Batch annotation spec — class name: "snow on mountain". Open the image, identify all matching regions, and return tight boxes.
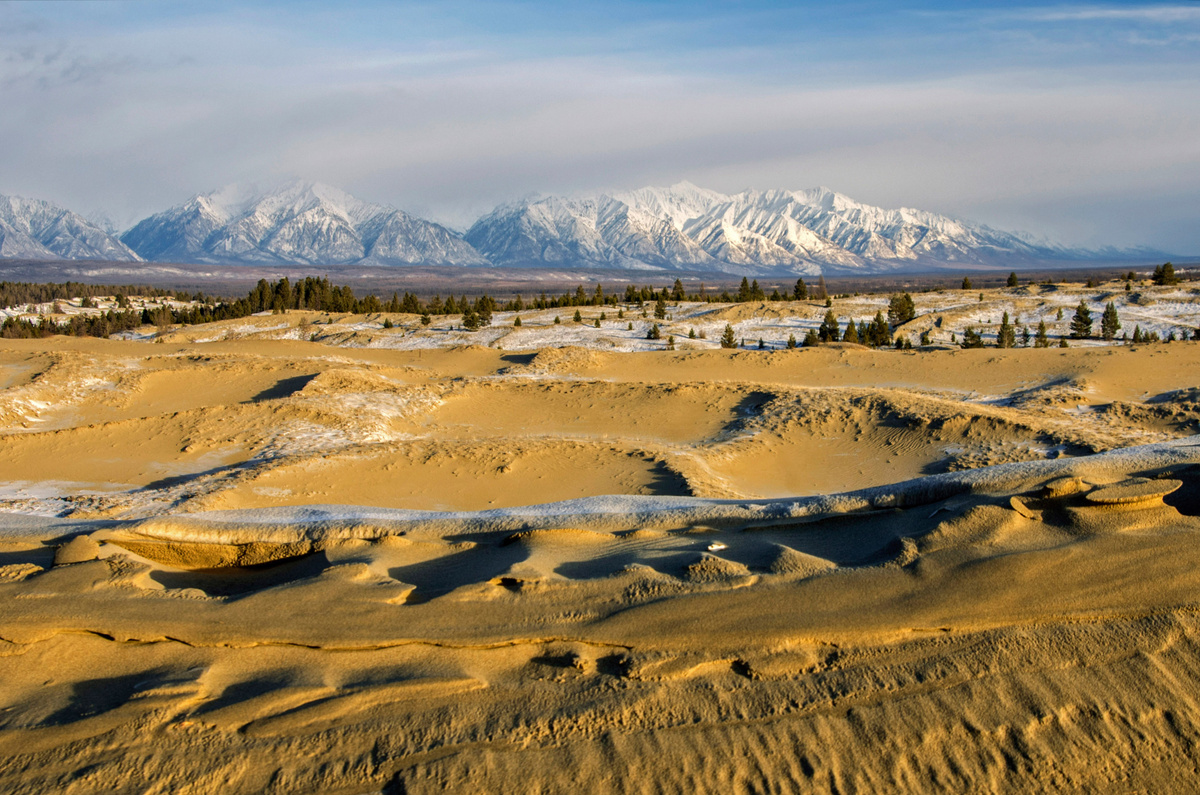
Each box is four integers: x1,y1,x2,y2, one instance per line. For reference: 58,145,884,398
467,182,1083,274
0,195,141,261
121,181,487,267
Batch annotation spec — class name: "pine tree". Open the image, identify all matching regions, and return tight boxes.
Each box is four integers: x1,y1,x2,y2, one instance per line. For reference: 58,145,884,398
824,296,833,308
867,311,891,347
382,318,393,329
842,318,860,343
1100,301,1121,341
654,294,667,319
803,329,819,347
688,327,696,339
573,309,583,322
667,335,676,350
1132,325,1142,343
887,293,916,327
736,277,752,302
1070,301,1093,339
997,311,1016,348
816,274,828,300
961,327,985,348
793,278,808,301
962,277,972,290
672,279,685,301
646,323,661,340
1021,326,1031,347
750,279,765,301
787,333,797,349
514,316,522,327
818,310,839,343
420,313,431,326
1056,307,1064,321
720,323,737,349
594,318,601,328
554,315,561,324
757,338,765,349
1152,262,1179,285
1007,272,1019,287
1059,338,1069,348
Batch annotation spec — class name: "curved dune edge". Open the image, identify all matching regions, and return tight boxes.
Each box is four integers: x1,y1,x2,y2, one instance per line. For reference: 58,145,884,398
112,435,1200,545
3,437,1200,792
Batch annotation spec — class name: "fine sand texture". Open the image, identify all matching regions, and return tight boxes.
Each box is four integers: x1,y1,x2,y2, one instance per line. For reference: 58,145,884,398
3,334,1200,792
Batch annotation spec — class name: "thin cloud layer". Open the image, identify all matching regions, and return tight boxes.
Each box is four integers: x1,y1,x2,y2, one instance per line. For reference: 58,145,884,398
0,1,1197,252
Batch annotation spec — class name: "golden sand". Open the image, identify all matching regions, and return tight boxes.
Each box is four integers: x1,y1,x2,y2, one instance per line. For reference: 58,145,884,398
2,326,1200,792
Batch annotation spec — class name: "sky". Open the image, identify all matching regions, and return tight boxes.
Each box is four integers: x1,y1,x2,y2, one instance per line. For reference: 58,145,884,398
1,0,1198,253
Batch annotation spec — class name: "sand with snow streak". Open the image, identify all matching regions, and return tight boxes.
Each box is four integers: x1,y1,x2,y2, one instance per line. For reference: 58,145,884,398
2,321,1200,793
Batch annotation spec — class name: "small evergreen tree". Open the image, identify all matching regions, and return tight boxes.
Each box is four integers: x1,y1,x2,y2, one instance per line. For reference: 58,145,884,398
887,293,916,327
1152,262,1179,285
1100,301,1121,341
793,278,808,300
667,335,676,350
787,333,798,349
688,327,696,339
1056,307,1064,321
1007,272,1019,288
654,294,667,319
382,318,393,329
757,338,765,349
1070,301,1093,339
736,277,752,302
997,311,1016,348
842,318,859,344
867,311,891,347
919,329,931,346
627,322,633,330
514,316,522,327
824,296,833,308
803,329,819,347
720,323,737,349
573,309,583,322
1059,338,1069,348
818,310,840,343
1132,325,1142,343
646,322,661,340
960,327,985,348
420,313,431,326
962,277,972,290
751,280,765,301
594,318,601,328
617,308,625,319
672,278,685,301
1021,326,1031,347
554,315,561,324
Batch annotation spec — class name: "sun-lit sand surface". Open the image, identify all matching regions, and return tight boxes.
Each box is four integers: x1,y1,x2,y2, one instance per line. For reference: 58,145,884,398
3,298,1200,792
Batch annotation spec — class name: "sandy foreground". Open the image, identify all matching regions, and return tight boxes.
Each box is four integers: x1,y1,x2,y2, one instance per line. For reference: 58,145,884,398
2,326,1200,792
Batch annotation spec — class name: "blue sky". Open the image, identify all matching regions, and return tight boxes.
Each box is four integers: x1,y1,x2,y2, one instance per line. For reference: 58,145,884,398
2,1,1198,251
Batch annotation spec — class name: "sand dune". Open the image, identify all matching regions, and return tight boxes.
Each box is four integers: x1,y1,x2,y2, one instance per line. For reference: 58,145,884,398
3,327,1200,792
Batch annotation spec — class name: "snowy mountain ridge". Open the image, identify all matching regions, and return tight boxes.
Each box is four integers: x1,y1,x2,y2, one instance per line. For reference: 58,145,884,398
120,181,487,267
0,180,1168,274
0,195,141,262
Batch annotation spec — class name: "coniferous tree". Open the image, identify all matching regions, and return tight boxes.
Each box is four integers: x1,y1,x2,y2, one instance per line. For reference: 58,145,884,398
887,293,916,327
646,322,661,340
720,323,737,348
594,318,601,328
1152,262,1179,285
867,311,891,347
688,327,696,339
654,294,667,319
667,335,676,350
816,274,828,300
514,316,522,327
1007,272,1019,287
672,279,685,301
1132,325,1142,343
962,277,973,290
997,311,1016,348
750,280,765,301
818,310,839,343
1021,326,1031,347
1059,338,1069,348
757,338,765,349
420,313,431,326
736,277,752,302
787,333,798,349
1070,301,1093,339
803,329,819,347
960,327,985,348
842,318,860,343
1100,301,1121,341
793,278,808,300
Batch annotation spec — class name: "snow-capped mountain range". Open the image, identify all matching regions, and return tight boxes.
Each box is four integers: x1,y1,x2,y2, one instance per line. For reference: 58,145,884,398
0,196,140,262
464,182,1084,276
0,181,1167,275
120,182,486,267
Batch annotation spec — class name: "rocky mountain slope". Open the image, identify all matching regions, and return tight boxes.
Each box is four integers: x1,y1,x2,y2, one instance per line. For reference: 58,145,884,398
0,195,141,262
